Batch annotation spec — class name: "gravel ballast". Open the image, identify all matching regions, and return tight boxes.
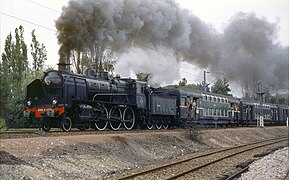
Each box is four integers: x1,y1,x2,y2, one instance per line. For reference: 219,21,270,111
0,126,288,179
239,147,289,180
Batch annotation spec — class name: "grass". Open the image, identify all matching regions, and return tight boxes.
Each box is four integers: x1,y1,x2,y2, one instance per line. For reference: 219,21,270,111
0,117,7,131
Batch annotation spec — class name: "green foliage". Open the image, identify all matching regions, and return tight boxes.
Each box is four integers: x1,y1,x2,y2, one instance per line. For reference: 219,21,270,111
0,117,6,130
30,29,47,73
211,78,232,96
0,26,47,126
178,78,187,86
1,26,28,123
186,83,205,91
269,96,289,105
177,78,206,91
136,72,150,82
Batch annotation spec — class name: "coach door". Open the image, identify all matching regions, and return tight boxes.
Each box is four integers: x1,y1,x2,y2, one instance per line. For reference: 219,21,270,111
180,96,188,119
193,97,200,120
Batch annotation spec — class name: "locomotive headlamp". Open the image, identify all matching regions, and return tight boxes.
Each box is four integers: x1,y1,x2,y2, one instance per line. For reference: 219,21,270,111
52,99,58,105
27,101,32,106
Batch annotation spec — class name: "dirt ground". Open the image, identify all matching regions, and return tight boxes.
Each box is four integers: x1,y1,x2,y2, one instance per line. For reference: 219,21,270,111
0,126,288,179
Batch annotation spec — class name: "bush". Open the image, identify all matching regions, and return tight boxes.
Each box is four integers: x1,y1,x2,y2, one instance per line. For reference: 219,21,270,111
185,125,203,142
0,117,6,130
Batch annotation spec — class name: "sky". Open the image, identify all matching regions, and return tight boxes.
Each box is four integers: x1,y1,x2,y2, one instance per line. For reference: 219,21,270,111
1,0,288,96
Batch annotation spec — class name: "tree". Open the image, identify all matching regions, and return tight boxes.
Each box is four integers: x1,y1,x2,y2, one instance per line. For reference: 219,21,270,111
178,78,187,86
186,83,204,91
0,25,28,123
136,72,150,82
211,78,231,96
56,9,117,74
30,29,47,73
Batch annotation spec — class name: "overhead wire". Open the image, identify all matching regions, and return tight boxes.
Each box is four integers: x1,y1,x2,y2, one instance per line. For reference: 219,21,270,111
25,0,61,14
0,11,57,32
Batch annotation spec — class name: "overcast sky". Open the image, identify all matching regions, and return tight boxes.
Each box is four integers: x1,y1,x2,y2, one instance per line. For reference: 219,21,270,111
1,0,288,95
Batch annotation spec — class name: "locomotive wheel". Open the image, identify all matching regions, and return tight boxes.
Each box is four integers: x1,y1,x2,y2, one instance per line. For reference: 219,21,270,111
146,124,154,130
41,119,51,131
84,122,91,130
62,117,72,132
94,106,108,131
42,125,51,132
123,107,135,130
78,123,90,131
163,123,169,129
78,127,85,131
155,121,162,129
109,106,122,131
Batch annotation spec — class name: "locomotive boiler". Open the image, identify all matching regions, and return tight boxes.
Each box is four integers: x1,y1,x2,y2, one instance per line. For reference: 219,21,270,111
23,69,177,131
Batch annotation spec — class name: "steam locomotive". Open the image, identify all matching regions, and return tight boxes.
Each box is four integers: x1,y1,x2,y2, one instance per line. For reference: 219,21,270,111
23,69,289,131
23,69,176,131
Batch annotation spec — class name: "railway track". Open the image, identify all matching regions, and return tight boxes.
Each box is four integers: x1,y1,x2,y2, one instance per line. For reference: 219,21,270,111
0,125,249,139
113,137,288,180
0,128,182,139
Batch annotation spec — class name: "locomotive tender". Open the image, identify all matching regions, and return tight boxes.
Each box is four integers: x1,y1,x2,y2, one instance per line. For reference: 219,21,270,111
23,70,289,131
23,69,176,131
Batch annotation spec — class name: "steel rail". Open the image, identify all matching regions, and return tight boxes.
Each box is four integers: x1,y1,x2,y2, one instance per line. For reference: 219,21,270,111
225,166,249,180
165,138,288,180
116,137,288,180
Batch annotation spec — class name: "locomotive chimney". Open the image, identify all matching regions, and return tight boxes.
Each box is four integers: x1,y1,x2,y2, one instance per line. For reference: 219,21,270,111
58,52,71,72
57,62,71,72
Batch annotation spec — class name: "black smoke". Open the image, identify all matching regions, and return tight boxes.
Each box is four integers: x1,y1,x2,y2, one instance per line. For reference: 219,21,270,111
55,0,288,91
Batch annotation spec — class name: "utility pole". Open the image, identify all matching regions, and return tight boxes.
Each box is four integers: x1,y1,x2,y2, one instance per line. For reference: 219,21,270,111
203,71,210,91
257,81,265,127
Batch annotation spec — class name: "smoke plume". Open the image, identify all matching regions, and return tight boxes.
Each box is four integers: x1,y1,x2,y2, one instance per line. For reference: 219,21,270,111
56,0,288,93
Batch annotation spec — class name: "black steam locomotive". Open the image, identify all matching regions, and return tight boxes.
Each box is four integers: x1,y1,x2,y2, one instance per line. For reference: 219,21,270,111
23,69,176,131
23,69,289,131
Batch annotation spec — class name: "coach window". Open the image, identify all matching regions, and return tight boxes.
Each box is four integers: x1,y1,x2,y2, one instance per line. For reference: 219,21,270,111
205,95,207,101
224,110,227,117
213,97,216,102
181,97,187,106
217,97,220,103
204,108,207,116
221,109,224,116
221,98,224,103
